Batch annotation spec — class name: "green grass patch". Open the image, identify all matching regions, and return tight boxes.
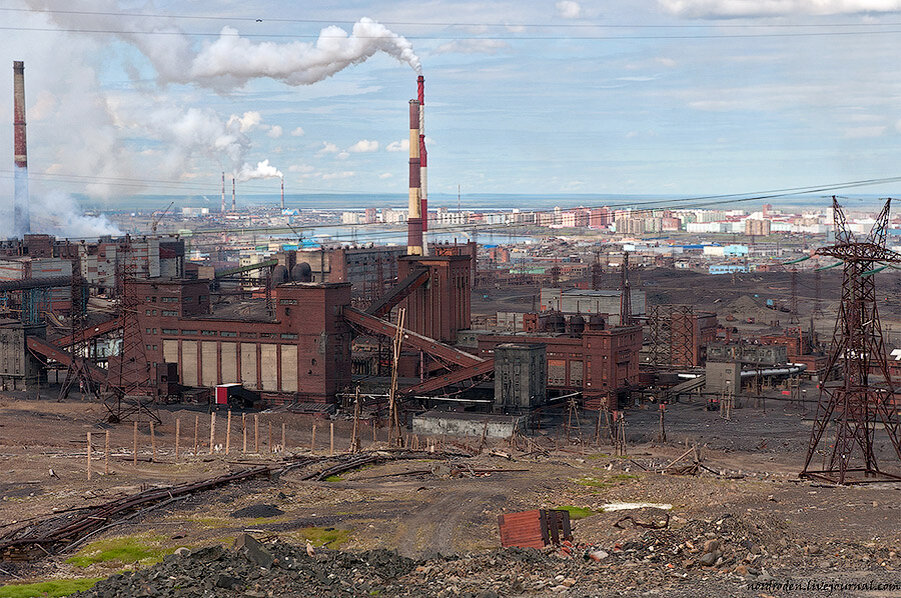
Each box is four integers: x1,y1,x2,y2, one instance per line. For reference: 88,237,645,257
0,578,101,597
323,475,343,482
584,453,610,460
296,526,351,548
574,477,612,489
65,534,173,568
555,505,596,520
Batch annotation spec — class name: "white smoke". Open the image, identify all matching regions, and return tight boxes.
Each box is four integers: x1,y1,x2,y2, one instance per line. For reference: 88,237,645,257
236,160,283,183
31,191,121,238
26,3,422,89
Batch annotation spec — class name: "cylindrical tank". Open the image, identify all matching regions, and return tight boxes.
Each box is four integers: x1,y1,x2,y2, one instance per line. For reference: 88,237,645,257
271,264,289,285
568,315,585,336
548,312,566,334
588,314,606,330
291,262,312,283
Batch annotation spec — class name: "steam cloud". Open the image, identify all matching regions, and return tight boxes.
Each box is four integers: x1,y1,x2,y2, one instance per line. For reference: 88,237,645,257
236,159,284,182
27,2,422,89
0,174,121,237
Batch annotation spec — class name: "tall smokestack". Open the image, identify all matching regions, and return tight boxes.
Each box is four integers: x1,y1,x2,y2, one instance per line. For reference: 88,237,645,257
418,75,428,254
13,61,30,236
220,171,226,214
231,176,236,212
280,176,285,211
407,99,422,255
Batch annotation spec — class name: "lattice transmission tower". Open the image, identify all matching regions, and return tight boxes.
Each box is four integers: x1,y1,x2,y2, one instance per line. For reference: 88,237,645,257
801,197,901,484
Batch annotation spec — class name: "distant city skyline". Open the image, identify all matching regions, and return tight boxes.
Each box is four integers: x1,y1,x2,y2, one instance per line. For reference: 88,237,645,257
3,1,901,206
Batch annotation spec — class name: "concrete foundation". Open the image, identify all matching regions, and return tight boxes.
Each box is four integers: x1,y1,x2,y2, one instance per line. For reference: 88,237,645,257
412,410,527,439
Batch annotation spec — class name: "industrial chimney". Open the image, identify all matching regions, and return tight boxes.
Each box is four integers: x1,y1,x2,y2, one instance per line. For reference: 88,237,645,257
220,172,225,214
12,61,30,236
231,176,236,212
406,98,423,255
280,176,285,211
418,75,428,255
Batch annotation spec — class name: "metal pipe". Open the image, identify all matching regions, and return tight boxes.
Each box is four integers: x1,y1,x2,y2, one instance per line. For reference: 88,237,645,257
13,61,30,236
739,364,807,378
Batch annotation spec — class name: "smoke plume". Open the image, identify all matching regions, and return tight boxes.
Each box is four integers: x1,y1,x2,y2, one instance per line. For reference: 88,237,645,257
26,2,422,89
236,159,283,182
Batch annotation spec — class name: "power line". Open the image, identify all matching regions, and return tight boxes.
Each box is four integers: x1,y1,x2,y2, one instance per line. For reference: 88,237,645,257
3,23,901,41
155,177,901,244
6,7,901,30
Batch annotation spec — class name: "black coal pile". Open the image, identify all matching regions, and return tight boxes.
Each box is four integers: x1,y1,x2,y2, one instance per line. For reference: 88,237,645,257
73,534,417,598
229,504,285,518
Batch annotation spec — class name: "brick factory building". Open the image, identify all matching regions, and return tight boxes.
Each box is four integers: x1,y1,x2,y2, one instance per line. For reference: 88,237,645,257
127,279,352,403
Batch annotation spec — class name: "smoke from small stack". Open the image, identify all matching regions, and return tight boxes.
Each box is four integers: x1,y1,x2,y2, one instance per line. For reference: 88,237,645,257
13,61,31,236
407,99,422,255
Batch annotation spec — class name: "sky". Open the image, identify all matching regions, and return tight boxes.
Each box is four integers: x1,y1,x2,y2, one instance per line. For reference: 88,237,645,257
2,0,901,208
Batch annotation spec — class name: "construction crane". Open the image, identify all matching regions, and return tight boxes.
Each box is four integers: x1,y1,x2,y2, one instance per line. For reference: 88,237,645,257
150,201,174,233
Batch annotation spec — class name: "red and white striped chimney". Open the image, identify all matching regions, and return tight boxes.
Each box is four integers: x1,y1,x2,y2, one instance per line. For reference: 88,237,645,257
418,75,428,254
407,98,422,255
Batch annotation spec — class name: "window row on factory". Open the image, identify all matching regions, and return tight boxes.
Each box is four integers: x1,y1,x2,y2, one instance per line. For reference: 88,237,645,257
152,328,296,340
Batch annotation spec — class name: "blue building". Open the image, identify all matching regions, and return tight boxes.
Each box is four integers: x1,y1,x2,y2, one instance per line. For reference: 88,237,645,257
709,264,749,275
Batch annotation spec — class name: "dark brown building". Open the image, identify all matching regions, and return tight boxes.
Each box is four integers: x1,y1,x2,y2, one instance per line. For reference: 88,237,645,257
129,279,352,403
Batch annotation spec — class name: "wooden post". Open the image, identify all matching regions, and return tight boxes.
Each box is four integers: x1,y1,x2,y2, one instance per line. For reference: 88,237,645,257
225,411,232,455
133,421,138,465
150,421,156,462
209,412,216,454
268,421,272,454
350,386,361,453
330,422,335,456
311,423,316,452
242,414,247,454
86,431,92,480
194,414,199,456
281,423,286,453
254,414,259,453
372,418,376,443
104,431,109,475
175,418,180,461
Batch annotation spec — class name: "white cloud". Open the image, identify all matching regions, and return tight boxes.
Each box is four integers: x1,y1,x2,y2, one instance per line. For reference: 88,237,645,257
659,0,901,17
348,139,379,153
433,39,510,55
321,171,355,180
288,163,315,173
556,1,582,18
290,126,305,136
267,125,283,138
317,142,340,154
386,139,410,152
843,126,886,138
227,111,262,133
379,172,393,179
337,151,351,159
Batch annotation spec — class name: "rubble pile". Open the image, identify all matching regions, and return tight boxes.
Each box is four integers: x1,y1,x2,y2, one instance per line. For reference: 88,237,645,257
72,511,899,598
74,535,417,598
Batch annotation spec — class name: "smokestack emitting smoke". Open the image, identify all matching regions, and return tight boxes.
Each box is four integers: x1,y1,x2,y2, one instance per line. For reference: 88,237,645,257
220,171,226,214
231,176,236,212
407,99,422,255
13,61,31,236
418,75,428,255
280,177,285,211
